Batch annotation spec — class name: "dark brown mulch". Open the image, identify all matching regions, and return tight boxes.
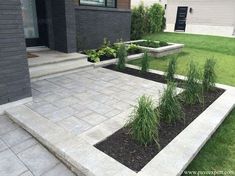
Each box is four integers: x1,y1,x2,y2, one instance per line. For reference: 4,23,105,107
95,65,225,172
105,64,185,87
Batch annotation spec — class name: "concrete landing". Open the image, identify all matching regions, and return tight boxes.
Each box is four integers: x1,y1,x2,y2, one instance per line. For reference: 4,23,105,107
27,50,94,80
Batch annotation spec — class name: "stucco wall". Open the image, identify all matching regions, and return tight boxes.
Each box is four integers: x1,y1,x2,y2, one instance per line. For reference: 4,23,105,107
75,6,131,50
166,0,235,37
0,0,31,105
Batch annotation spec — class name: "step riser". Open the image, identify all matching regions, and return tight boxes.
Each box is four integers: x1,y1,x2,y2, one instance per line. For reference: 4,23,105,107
29,57,88,68
30,66,94,82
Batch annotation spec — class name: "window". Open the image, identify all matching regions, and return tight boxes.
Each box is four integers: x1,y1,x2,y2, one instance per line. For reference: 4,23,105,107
79,0,116,8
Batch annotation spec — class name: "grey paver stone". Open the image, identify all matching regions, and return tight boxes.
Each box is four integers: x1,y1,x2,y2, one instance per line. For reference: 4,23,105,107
1,128,32,147
17,144,59,176
0,149,27,176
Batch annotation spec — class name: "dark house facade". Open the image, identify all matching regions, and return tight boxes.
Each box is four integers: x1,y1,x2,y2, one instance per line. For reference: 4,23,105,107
0,0,131,106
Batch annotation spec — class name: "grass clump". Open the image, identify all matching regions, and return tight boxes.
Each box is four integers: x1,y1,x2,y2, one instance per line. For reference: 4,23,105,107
116,43,127,70
158,82,184,123
128,95,160,147
165,56,177,82
183,61,202,105
141,51,150,74
203,58,216,91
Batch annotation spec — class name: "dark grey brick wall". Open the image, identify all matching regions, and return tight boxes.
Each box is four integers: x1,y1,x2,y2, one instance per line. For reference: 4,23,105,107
75,6,131,50
48,0,77,53
0,0,31,105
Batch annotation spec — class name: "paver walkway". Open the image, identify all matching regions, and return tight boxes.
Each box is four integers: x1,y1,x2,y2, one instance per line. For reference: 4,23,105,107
0,115,75,176
27,68,166,136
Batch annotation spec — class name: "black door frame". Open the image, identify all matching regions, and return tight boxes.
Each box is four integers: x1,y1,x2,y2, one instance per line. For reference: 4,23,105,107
26,0,49,47
174,6,188,31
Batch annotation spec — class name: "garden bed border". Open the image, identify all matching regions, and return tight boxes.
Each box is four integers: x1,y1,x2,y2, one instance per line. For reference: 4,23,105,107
5,65,235,176
78,65,235,176
123,40,184,57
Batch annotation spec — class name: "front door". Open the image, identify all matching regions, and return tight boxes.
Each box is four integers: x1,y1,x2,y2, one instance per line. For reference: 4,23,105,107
175,6,188,31
21,0,48,47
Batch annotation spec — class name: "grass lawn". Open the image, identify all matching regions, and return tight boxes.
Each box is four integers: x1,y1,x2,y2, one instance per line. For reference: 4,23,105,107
183,109,235,175
129,32,235,86
129,32,235,173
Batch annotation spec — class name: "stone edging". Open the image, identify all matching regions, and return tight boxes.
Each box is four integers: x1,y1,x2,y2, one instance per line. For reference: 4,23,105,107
5,66,235,176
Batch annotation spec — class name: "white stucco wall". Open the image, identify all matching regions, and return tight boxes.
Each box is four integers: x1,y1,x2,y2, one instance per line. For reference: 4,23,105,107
165,0,235,37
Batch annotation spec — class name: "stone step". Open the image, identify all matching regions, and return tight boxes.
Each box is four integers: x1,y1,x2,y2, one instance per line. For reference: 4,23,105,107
5,105,135,176
29,59,94,80
28,52,88,67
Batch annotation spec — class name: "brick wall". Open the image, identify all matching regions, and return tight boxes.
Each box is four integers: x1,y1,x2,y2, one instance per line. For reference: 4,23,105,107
117,0,130,9
47,0,77,53
0,0,31,105
75,6,131,50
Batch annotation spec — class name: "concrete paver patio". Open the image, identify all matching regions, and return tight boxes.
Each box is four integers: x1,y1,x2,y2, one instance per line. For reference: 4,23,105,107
0,115,75,176
27,68,167,137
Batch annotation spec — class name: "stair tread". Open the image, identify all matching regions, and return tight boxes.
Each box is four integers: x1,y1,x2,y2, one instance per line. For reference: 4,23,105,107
28,53,88,67
29,59,94,79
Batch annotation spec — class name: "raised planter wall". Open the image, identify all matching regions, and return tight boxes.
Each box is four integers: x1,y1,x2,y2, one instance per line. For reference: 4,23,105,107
125,40,184,57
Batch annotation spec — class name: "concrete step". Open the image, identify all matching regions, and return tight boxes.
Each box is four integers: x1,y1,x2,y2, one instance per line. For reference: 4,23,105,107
29,59,94,80
5,105,134,176
28,52,88,67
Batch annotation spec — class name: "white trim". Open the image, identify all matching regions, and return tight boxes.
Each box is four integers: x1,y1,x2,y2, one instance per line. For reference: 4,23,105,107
0,97,32,115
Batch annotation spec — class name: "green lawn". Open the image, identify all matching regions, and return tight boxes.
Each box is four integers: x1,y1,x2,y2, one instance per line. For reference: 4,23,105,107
184,109,235,175
129,32,235,86
129,32,235,174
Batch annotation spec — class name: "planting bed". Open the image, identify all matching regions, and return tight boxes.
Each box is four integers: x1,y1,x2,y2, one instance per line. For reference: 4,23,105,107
95,64,225,172
124,40,184,57
83,47,143,63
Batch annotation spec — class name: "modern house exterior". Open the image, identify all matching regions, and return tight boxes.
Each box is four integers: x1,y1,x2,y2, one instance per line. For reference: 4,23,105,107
165,0,235,37
131,0,167,8
0,0,131,107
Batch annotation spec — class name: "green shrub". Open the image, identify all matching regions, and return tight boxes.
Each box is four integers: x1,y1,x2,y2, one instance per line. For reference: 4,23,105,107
127,44,142,55
165,57,177,82
131,3,146,39
148,3,164,33
98,46,117,58
116,43,127,70
85,50,100,63
131,3,165,39
203,58,217,91
183,61,202,105
158,82,184,123
138,40,160,48
159,41,168,47
141,51,149,74
128,95,160,146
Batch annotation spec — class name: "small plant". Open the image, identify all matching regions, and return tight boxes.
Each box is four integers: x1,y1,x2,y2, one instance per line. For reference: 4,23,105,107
98,46,117,58
165,57,177,82
85,50,100,63
158,82,184,123
127,43,142,55
141,51,150,74
183,61,202,105
203,58,216,91
116,43,127,70
102,38,111,47
127,95,160,147
138,40,160,48
159,41,168,47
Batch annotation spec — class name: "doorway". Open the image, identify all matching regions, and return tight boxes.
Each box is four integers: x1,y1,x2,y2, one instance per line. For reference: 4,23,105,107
21,0,48,47
175,6,188,31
